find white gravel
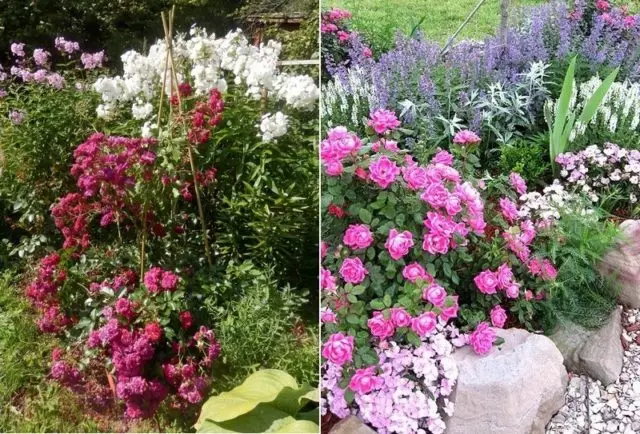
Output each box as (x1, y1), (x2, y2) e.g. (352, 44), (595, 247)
(546, 307), (640, 434)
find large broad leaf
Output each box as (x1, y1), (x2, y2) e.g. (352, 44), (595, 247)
(195, 370), (316, 430)
(272, 420), (319, 433)
(196, 404), (294, 433)
(297, 407), (320, 424)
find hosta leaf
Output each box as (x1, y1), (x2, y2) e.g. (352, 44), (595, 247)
(195, 370), (299, 428)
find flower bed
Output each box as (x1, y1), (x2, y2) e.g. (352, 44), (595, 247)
(0, 13), (319, 430)
(320, 1), (635, 432)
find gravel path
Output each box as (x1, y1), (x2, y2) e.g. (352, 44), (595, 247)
(546, 308), (640, 434)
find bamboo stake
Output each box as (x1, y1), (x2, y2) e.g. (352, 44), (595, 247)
(140, 18), (172, 282)
(161, 6), (213, 267)
(440, 0), (488, 57)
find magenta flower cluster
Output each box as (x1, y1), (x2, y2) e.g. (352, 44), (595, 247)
(51, 133), (157, 250)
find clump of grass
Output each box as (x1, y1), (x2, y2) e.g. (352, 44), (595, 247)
(325, 0), (546, 52)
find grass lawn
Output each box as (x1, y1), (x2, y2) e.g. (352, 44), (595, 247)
(324, 0), (545, 51)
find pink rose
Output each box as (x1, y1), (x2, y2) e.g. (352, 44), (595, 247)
(453, 129), (481, 146)
(321, 307), (337, 323)
(321, 241), (328, 258)
(424, 212), (455, 238)
(469, 322), (496, 355)
(390, 307), (412, 328)
(321, 267), (337, 291)
(422, 232), (450, 255)
(369, 155), (401, 189)
(520, 220), (536, 244)
(499, 197), (519, 223)
(423, 284), (447, 307)
(525, 290), (534, 300)
(509, 172), (527, 195)
(431, 150), (454, 166)
(322, 333), (355, 365)
(474, 270), (498, 294)
(343, 224), (374, 250)
(367, 109), (401, 135)
(384, 140), (399, 152)
(402, 165), (429, 190)
(325, 160), (344, 176)
(368, 311), (395, 339)
(339, 257), (368, 284)
(468, 216), (487, 235)
(444, 194), (462, 216)
(439, 296), (459, 322)
(349, 366), (381, 394)
(402, 263), (431, 283)
(496, 263), (513, 290)
(420, 182), (448, 208)
(490, 305), (508, 328)
(541, 260), (557, 280)
(528, 257), (542, 276)
(385, 229), (414, 260)
(505, 282), (520, 299)
(355, 166), (368, 180)
(411, 311), (437, 337)
(363, 47), (373, 58)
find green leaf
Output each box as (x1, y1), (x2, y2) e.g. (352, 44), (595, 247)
(272, 420), (319, 433)
(358, 208), (372, 224)
(195, 370), (300, 428)
(370, 299), (385, 310)
(351, 285), (365, 295)
(346, 314), (360, 324)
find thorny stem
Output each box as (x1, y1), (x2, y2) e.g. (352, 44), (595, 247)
(161, 7), (213, 267)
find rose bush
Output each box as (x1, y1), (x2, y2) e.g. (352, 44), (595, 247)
(320, 111), (565, 431)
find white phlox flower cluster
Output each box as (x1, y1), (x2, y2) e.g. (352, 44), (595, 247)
(92, 27), (318, 132)
(259, 112), (289, 142)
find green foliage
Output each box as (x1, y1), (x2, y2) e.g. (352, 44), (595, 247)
(546, 57), (619, 173)
(0, 80), (101, 242)
(541, 206), (620, 329)
(0, 0), (241, 64)
(195, 369), (319, 433)
(197, 261), (319, 390)
(498, 133), (551, 185)
(211, 87), (318, 291)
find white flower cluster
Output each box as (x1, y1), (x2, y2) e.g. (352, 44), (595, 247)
(258, 112), (288, 142)
(92, 27), (318, 129)
(518, 180), (580, 220)
(546, 77), (640, 142)
(557, 143), (640, 205)
(321, 66), (379, 130)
